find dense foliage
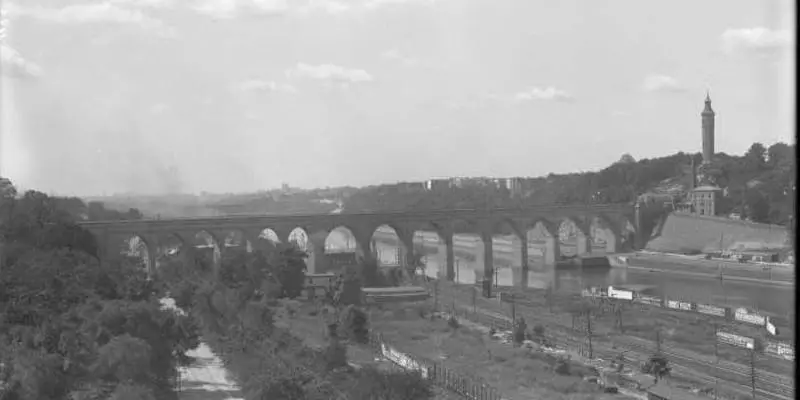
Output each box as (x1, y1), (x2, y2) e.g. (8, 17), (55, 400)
(158, 244), (434, 400)
(0, 177), (199, 400)
(342, 143), (795, 226)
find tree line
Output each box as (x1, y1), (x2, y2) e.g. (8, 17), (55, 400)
(342, 142), (795, 226)
(0, 176), (433, 400)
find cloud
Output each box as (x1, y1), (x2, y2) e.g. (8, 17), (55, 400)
(642, 74), (684, 93)
(1, 44), (42, 79)
(381, 49), (420, 67)
(721, 27), (792, 56)
(14, 3), (174, 36)
(297, 0), (352, 15)
(514, 86), (573, 102)
(237, 79), (297, 93)
(285, 63), (373, 86)
(365, 0), (438, 9)
(192, 0), (289, 19)
(1, 8), (41, 79)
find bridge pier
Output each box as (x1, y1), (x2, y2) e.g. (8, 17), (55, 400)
(443, 231), (455, 281)
(512, 238), (529, 288)
(480, 231), (494, 285)
(576, 234), (590, 255)
(544, 236), (559, 265)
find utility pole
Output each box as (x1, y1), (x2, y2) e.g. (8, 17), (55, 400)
(433, 279), (439, 312)
(713, 323), (719, 364)
(750, 349), (757, 399)
(472, 286), (477, 314)
(586, 308), (593, 359)
(511, 293), (516, 322)
(655, 326), (662, 355)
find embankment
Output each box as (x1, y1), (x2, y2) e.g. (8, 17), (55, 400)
(646, 213), (789, 254)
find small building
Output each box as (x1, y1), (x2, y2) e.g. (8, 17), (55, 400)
(688, 185), (722, 216)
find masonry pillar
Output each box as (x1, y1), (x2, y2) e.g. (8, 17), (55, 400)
(480, 230), (494, 285)
(307, 231), (329, 274)
(544, 236), (560, 266)
(576, 233), (590, 255)
(605, 233), (620, 254)
(142, 234), (159, 279)
(243, 229), (260, 254)
(354, 229), (375, 266)
(392, 229), (412, 269)
(634, 203), (642, 250)
(181, 243), (196, 267)
(443, 231), (455, 281)
(513, 233), (529, 288)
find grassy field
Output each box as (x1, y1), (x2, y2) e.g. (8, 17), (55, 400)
(274, 298), (622, 400)
(434, 281), (795, 384)
(273, 299), (465, 400)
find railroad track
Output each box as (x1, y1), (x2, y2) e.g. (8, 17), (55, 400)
(457, 309), (794, 400)
(437, 291), (794, 400)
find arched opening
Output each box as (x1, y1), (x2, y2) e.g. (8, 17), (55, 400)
(451, 219), (483, 285)
(370, 224), (406, 267)
(524, 220), (558, 290)
(154, 233), (184, 270)
(410, 226), (447, 280)
(287, 227), (316, 272)
(324, 226), (358, 254)
(117, 234), (151, 273)
(490, 219), (524, 288)
(218, 229), (246, 250)
(556, 218), (586, 259)
(193, 230), (221, 268)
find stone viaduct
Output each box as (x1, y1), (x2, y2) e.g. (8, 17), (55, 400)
(77, 203), (642, 285)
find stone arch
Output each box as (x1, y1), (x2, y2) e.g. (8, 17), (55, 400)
(523, 218), (561, 266)
(324, 225), (361, 254)
(369, 223), (408, 267)
(447, 218), (485, 285)
(488, 218), (526, 287)
(554, 216), (591, 257)
(590, 213), (625, 253)
(117, 233), (154, 275)
(192, 229), (222, 269)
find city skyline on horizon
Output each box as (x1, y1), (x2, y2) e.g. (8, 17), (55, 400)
(1, 0), (795, 196)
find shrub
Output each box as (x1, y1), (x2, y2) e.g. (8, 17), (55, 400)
(447, 315), (459, 329)
(323, 340), (348, 371)
(513, 317), (527, 345)
(335, 269), (363, 306)
(349, 367), (434, 400)
(533, 324), (546, 342)
(554, 359), (571, 375)
(340, 305), (369, 344)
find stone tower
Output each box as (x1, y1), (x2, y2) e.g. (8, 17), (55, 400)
(701, 91), (715, 164)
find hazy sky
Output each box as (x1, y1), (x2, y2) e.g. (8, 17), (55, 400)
(0, 0), (795, 196)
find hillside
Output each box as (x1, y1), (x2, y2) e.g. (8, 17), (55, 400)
(342, 142), (795, 227)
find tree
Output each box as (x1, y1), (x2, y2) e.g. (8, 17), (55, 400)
(0, 178), (198, 400)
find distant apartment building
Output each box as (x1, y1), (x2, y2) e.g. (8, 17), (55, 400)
(425, 178), (452, 191)
(396, 181), (426, 192)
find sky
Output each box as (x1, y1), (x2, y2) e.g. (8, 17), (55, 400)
(0, 0), (795, 196)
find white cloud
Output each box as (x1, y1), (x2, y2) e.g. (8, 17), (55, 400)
(1, 7), (41, 79)
(285, 63), (373, 86)
(237, 79), (297, 93)
(15, 3), (174, 35)
(365, 0), (438, 9)
(514, 86), (573, 102)
(297, 0), (351, 15)
(1, 44), (42, 79)
(381, 49), (420, 67)
(721, 27), (792, 55)
(642, 74), (684, 93)
(192, 0), (289, 19)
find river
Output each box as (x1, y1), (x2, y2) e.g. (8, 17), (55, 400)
(324, 230), (795, 318)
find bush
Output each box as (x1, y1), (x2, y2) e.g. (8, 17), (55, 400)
(340, 305), (370, 344)
(349, 367), (434, 400)
(513, 317), (527, 345)
(533, 324), (546, 341)
(447, 315), (459, 329)
(323, 340), (348, 371)
(554, 359), (571, 375)
(335, 269), (363, 306)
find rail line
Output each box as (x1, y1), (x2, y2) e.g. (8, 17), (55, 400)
(458, 309), (793, 400)
(435, 287), (794, 400)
